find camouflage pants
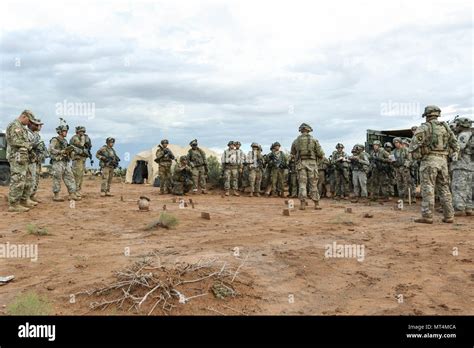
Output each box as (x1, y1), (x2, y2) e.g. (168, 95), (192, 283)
(419, 156), (454, 219)
(223, 165), (239, 190)
(8, 156), (32, 205)
(318, 170), (327, 198)
(395, 166), (411, 199)
(72, 158), (86, 192)
(30, 163), (41, 196)
(191, 166), (206, 191)
(297, 160), (319, 201)
(248, 168), (262, 193)
(158, 165), (172, 193)
(101, 166), (114, 193)
(173, 180), (192, 195)
(370, 168), (389, 198)
(352, 170), (368, 197)
(267, 167), (285, 194)
(334, 167), (350, 197)
(240, 165), (249, 190)
(451, 169), (473, 212)
(52, 161), (76, 194)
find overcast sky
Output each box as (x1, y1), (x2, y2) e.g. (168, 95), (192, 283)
(1, 0), (472, 160)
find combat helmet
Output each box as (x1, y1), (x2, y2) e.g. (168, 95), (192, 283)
(392, 137), (402, 144)
(456, 117), (472, 128)
(299, 123), (313, 132)
(336, 143), (344, 149)
(271, 142), (281, 149)
(384, 142), (393, 149)
(161, 139), (169, 145)
(227, 141), (235, 147)
(106, 137), (115, 143)
(372, 140), (382, 146)
(234, 141), (241, 146)
(422, 105), (441, 118)
(189, 139), (198, 146)
(179, 155), (187, 162)
(75, 126), (86, 133)
(251, 142), (259, 148)
(56, 125), (68, 133)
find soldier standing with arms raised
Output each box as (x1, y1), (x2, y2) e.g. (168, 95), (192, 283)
(291, 123), (324, 210)
(408, 105), (459, 224)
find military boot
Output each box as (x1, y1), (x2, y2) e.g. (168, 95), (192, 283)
(68, 192), (79, 201)
(255, 192), (261, 197)
(225, 190), (230, 196)
(201, 189), (208, 194)
(314, 200), (322, 210)
(53, 193), (65, 202)
(454, 210), (466, 217)
(76, 190), (82, 198)
(248, 192), (253, 197)
(30, 195), (42, 203)
(414, 217), (433, 224)
(299, 199), (306, 210)
(105, 192), (113, 197)
(233, 190), (240, 197)
(8, 203), (29, 212)
(100, 192), (106, 197)
(466, 209), (473, 216)
(442, 217), (454, 223)
(21, 198), (38, 207)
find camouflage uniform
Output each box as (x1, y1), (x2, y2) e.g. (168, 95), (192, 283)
(265, 143), (287, 197)
(384, 143), (396, 197)
(155, 140), (175, 194)
(96, 138), (120, 195)
(70, 128), (88, 196)
(408, 105), (459, 223)
(450, 118), (473, 215)
(30, 126), (48, 200)
(49, 133), (77, 198)
(349, 145), (370, 199)
(331, 145), (350, 198)
(221, 142), (242, 195)
(6, 114), (33, 209)
(288, 155), (298, 198)
(172, 157), (193, 195)
(393, 138), (412, 201)
(247, 144), (264, 196)
(291, 123), (324, 209)
(187, 140), (208, 193)
(318, 157), (330, 198)
(370, 143), (391, 200)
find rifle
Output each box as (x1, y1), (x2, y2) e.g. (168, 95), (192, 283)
(103, 153), (120, 168)
(84, 134), (94, 166)
(268, 152), (288, 169)
(163, 148), (175, 160)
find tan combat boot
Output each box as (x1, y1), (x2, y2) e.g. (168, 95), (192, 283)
(255, 192), (261, 197)
(30, 195), (42, 203)
(233, 190), (240, 197)
(53, 192), (65, 202)
(224, 190), (230, 196)
(68, 192), (79, 201)
(100, 192), (106, 197)
(314, 201), (322, 210)
(201, 189), (208, 194)
(105, 192), (113, 197)
(76, 190), (82, 198)
(414, 217), (433, 224)
(299, 199), (306, 210)
(248, 192), (253, 197)
(8, 203), (30, 212)
(454, 210), (466, 217)
(21, 198), (38, 207)
(466, 209), (473, 216)
(442, 217), (454, 223)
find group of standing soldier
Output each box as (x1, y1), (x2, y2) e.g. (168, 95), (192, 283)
(6, 110), (120, 212)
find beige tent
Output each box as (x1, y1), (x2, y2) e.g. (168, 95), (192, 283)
(125, 144), (220, 184)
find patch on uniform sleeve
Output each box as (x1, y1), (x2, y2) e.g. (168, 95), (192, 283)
(416, 135), (423, 141)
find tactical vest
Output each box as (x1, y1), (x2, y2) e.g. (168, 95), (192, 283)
(50, 136), (69, 162)
(296, 135), (315, 160)
(188, 148), (205, 166)
(426, 120), (450, 155)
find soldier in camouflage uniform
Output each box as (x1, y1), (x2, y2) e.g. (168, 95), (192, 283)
(96, 137), (120, 197)
(155, 139), (175, 194)
(6, 110), (36, 212)
(28, 118), (47, 203)
(287, 154), (298, 198)
(384, 142), (396, 197)
(392, 137), (412, 203)
(234, 141), (247, 192)
(317, 157), (330, 199)
(221, 141), (241, 196)
(291, 123), (324, 210)
(402, 138), (417, 203)
(331, 143), (350, 199)
(450, 117), (473, 216)
(247, 142), (264, 197)
(187, 139), (208, 194)
(370, 140), (392, 201)
(69, 126), (88, 198)
(172, 156), (193, 195)
(49, 125), (80, 201)
(408, 105), (459, 224)
(349, 144), (370, 202)
(265, 142), (287, 197)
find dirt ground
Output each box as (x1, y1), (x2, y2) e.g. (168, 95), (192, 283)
(0, 176), (472, 315)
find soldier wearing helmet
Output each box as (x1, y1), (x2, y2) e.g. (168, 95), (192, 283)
(69, 126), (88, 198)
(408, 105), (460, 223)
(247, 142), (264, 197)
(348, 143), (370, 202)
(155, 139), (175, 194)
(331, 143), (350, 200)
(265, 141), (288, 198)
(221, 141), (242, 196)
(290, 123), (324, 210)
(172, 156), (193, 195)
(96, 137), (120, 197)
(27, 116), (47, 204)
(187, 139), (208, 194)
(392, 136), (413, 203)
(369, 140), (392, 201)
(450, 117), (473, 216)
(49, 120), (80, 202)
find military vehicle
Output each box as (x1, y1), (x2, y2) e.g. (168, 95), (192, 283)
(0, 132), (10, 185)
(365, 128), (413, 151)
